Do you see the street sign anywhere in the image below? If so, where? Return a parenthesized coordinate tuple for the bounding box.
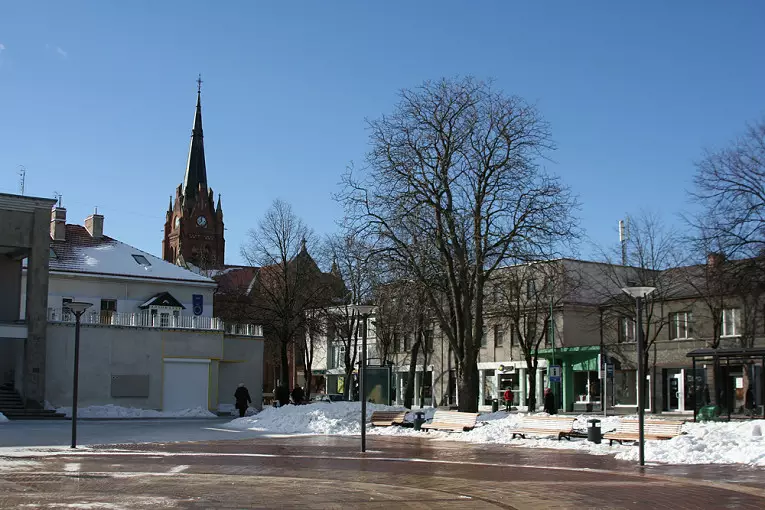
(607, 363, 614, 379)
(549, 365, 561, 383)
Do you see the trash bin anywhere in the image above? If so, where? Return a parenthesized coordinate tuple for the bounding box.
(492, 399, 499, 413)
(413, 411, 426, 431)
(698, 405, 721, 422)
(587, 418, 601, 444)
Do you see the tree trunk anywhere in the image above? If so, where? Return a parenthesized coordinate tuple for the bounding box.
(279, 339, 290, 388)
(303, 364, 312, 401)
(404, 342, 420, 409)
(526, 362, 537, 411)
(344, 369, 354, 400)
(419, 348, 430, 408)
(457, 357, 479, 412)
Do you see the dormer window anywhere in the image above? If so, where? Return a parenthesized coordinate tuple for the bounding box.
(132, 254, 151, 267)
(49, 248, 57, 259)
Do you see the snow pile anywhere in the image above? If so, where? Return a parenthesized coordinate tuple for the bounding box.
(617, 420, 765, 466)
(228, 402, 409, 435)
(0, 412, 8, 423)
(56, 405, 216, 419)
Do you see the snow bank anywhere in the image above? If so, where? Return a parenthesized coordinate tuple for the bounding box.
(228, 402, 411, 435)
(227, 405, 765, 466)
(617, 420, 765, 466)
(56, 405, 216, 419)
(0, 412, 8, 423)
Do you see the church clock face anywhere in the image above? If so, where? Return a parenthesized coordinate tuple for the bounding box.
(174, 217, 180, 228)
(196, 216, 207, 227)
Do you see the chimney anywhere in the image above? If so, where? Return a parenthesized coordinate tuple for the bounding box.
(85, 208, 104, 238)
(50, 206, 67, 241)
(707, 252, 724, 267)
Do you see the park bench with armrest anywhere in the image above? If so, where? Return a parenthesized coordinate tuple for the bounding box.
(511, 416, 576, 440)
(421, 410, 479, 432)
(603, 419, 684, 445)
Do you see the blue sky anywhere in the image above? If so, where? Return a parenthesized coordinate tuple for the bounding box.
(1, 1, 763, 265)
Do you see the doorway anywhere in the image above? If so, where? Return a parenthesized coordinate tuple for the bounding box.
(666, 370, 684, 411)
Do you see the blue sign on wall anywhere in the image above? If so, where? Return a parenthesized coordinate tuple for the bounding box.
(192, 294, 203, 316)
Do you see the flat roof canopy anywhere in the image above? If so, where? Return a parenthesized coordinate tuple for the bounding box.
(686, 347, 765, 359)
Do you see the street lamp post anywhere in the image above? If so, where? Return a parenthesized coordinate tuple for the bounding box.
(621, 286, 655, 466)
(65, 302, 92, 449)
(352, 304, 375, 453)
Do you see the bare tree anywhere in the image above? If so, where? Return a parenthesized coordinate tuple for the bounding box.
(593, 213, 681, 411)
(492, 260, 578, 411)
(339, 77, 578, 412)
(691, 118, 765, 258)
(326, 232, 375, 400)
(241, 199, 330, 389)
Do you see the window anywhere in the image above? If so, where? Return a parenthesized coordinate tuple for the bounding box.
(424, 330, 434, 352)
(669, 312, 692, 340)
(525, 317, 537, 340)
(509, 324, 516, 347)
(721, 308, 740, 337)
(526, 279, 536, 299)
(160, 313, 169, 327)
(49, 248, 57, 259)
(403, 334, 411, 352)
(480, 327, 487, 347)
(132, 254, 151, 266)
(494, 325, 504, 347)
(491, 285, 499, 303)
(544, 318, 552, 346)
(62, 298, 73, 321)
(618, 316, 635, 343)
(100, 299, 117, 323)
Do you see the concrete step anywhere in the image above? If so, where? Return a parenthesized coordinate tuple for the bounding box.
(1, 410, 67, 420)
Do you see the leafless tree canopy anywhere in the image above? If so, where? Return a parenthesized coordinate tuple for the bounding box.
(339, 77, 579, 411)
(241, 199, 331, 388)
(692, 118, 765, 258)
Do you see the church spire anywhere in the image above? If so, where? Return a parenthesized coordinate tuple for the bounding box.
(182, 74, 207, 205)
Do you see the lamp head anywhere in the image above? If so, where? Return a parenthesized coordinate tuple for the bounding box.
(621, 286, 656, 298)
(65, 301, 92, 314)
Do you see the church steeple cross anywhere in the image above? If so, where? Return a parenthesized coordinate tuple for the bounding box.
(197, 73, 203, 93)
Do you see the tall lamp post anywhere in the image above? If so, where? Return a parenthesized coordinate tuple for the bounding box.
(65, 302, 92, 449)
(621, 286, 655, 466)
(352, 304, 375, 453)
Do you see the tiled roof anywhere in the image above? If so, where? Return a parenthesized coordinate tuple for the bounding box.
(45, 225, 215, 284)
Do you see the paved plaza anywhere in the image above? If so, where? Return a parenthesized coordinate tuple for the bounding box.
(2, 430, 765, 509)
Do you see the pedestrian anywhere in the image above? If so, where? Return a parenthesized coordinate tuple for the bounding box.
(543, 387, 556, 415)
(503, 388, 513, 412)
(291, 385, 305, 405)
(234, 383, 252, 418)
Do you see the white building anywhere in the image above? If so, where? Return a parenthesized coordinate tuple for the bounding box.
(2, 207, 265, 414)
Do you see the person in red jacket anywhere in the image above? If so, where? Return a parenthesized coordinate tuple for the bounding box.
(503, 388, 513, 411)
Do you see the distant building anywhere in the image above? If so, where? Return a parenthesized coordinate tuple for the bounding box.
(162, 78, 225, 269)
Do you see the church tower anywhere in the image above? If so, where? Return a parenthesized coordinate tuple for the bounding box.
(162, 76, 225, 268)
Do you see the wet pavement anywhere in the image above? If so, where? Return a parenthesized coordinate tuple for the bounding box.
(1, 435, 764, 508)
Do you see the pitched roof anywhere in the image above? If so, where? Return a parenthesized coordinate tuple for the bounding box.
(139, 292, 186, 309)
(44, 224, 215, 284)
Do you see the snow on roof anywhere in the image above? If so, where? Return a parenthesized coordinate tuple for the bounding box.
(43, 225, 215, 285)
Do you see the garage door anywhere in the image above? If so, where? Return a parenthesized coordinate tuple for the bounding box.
(162, 358, 210, 411)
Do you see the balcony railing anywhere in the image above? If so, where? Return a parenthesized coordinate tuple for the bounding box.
(47, 308, 262, 337)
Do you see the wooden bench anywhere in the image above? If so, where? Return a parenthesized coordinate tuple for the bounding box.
(511, 416, 576, 440)
(603, 419, 684, 445)
(370, 411, 408, 427)
(421, 410, 479, 432)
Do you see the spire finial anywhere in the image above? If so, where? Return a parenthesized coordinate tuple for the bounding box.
(196, 73, 203, 94)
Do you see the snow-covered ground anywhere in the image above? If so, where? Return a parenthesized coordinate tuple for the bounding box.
(227, 403, 765, 467)
(54, 405, 216, 419)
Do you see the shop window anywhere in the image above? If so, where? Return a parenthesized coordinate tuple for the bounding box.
(573, 372, 601, 403)
(614, 370, 637, 406)
(483, 369, 496, 405)
(669, 311, 692, 340)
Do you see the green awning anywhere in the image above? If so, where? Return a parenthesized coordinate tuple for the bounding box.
(537, 346, 600, 371)
(311, 369, 327, 375)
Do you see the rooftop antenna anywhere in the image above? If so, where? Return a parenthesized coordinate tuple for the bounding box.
(53, 191, 62, 208)
(619, 218, 630, 265)
(18, 165, 26, 195)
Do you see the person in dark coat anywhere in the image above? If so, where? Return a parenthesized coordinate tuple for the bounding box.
(291, 386, 305, 405)
(234, 383, 251, 418)
(543, 388, 556, 415)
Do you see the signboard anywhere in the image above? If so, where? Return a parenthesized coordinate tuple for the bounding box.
(599, 364, 615, 380)
(498, 364, 515, 373)
(192, 294, 203, 316)
(549, 365, 561, 383)
(363, 366, 392, 405)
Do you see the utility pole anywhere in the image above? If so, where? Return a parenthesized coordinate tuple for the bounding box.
(18, 165, 26, 195)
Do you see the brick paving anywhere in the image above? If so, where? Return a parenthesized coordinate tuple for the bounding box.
(1, 435, 764, 508)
